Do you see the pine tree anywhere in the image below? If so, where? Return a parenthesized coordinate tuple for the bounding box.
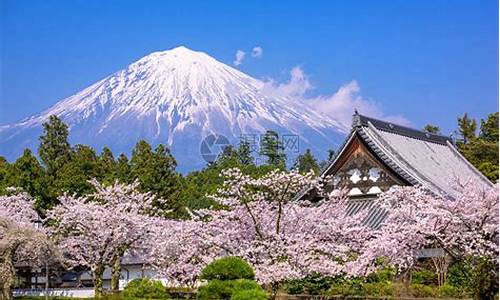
(457, 113, 477, 144)
(115, 153, 131, 183)
(55, 144, 100, 197)
(38, 115, 72, 176)
(130, 141, 181, 216)
(423, 124, 441, 134)
(237, 139, 254, 165)
(98, 147, 116, 184)
(479, 112, 499, 142)
(457, 112, 499, 181)
(259, 130, 286, 168)
(293, 149, 320, 174)
(11, 149, 49, 207)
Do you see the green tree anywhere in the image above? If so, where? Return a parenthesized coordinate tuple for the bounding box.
(457, 112, 499, 181)
(0, 157, 11, 194)
(237, 139, 254, 165)
(54, 144, 100, 197)
(479, 112, 499, 142)
(259, 130, 286, 168)
(11, 149, 49, 208)
(115, 153, 131, 183)
(130, 141, 181, 216)
(293, 149, 320, 174)
(38, 115, 72, 176)
(457, 113, 477, 144)
(98, 147, 116, 185)
(423, 124, 441, 134)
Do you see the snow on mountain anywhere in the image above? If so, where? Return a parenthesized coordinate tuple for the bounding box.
(0, 46, 346, 172)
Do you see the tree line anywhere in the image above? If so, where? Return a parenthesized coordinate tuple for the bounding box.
(0, 112, 497, 216)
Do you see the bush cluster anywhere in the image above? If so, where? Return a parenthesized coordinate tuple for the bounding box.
(197, 256, 267, 300)
(123, 278, 168, 299)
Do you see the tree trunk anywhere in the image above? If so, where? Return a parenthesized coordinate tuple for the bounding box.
(45, 261, 49, 300)
(2, 249, 15, 300)
(93, 265, 105, 298)
(110, 249, 124, 292)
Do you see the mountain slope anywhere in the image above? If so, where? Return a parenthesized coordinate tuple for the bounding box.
(0, 46, 346, 172)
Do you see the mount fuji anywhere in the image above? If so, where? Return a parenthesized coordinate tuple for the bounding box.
(0, 46, 346, 172)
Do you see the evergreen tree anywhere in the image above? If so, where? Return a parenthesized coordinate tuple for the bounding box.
(457, 113, 477, 144)
(11, 149, 47, 203)
(237, 139, 254, 165)
(457, 112, 499, 181)
(130, 141, 181, 216)
(479, 112, 499, 142)
(0, 157, 10, 194)
(98, 147, 116, 184)
(423, 124, 441, 134)
(259, 130, 286, 168)
(293, 149, 320, 174)
(38, 115, 72, 176)
(327, 149, 337, 161)
(115, 153, 131, 183)
(54, 144, 100, 197)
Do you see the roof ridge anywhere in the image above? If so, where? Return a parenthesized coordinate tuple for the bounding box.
(353, 113, 452, 145)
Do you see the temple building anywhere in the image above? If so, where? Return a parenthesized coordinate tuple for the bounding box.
(298, 111, 493, 228)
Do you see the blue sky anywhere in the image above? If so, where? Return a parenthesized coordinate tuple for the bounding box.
(1, 0, 498, 135)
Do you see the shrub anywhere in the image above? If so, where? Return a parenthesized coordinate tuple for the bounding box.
(366, 267, 396, 283)
(197, 279, 264, 300)
(411, 269, 436, 285)
(197, 279, 235, 300)
(448, 259, 473, 291)
(362, 282, 395, 296)
(231, 279, 261, 291)
(410, 283, 435, 298)
(123, 278, 167, 299)
(200, 256, 255, 281)
(284, 273, 339, 295)
(438, 284, 461, 298)
(230, 289, 268, 300)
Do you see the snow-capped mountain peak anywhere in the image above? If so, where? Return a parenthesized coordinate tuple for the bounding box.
(0, 46, 345, 172)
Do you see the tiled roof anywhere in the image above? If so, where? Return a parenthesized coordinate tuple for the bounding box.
(297, 112, 494, 228)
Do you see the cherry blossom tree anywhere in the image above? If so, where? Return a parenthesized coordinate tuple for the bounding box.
(0, 189, 60, 300)
(356, 180, 498, 299)
(48, 180, 161, 296)
(151, 168, 372, 290)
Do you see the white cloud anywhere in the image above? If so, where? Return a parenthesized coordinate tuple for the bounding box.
(233, 50, 246, 66)
(262, 66, 312, 98)
(251, 46, 263, 58)
(261, 66, 409, 129)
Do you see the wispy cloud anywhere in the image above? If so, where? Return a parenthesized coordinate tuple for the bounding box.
(251, 46, 263, 58)
(262, 66, 409, 129)
(233, 50, 246, 66)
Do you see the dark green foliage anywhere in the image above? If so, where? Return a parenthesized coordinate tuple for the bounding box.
(197, 279, 265, 300)
(200, 256, 255, 281)
(259, 130, 286, 168)
(122, 278, 167, 299)
(457, 112, 499, 181)
(411, 269, 436, 285)
(237, 140, 253, 165)
(437, 284, 461, 298)
(479, 112, 499, 142)
(130, 141, 182, 216)
(293, 149, 320, 175)
(448, 259, 473, 291)
(54, 144, 100, 197)
(38, 115, 72, 176)
(197, 279, 235, 300)
(284, 273, 341, 295)
(230, 288, 268, 300)
(410, 283, 435, 298)
(423, 124, 441, 134)
(457, 113, 477, 144)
